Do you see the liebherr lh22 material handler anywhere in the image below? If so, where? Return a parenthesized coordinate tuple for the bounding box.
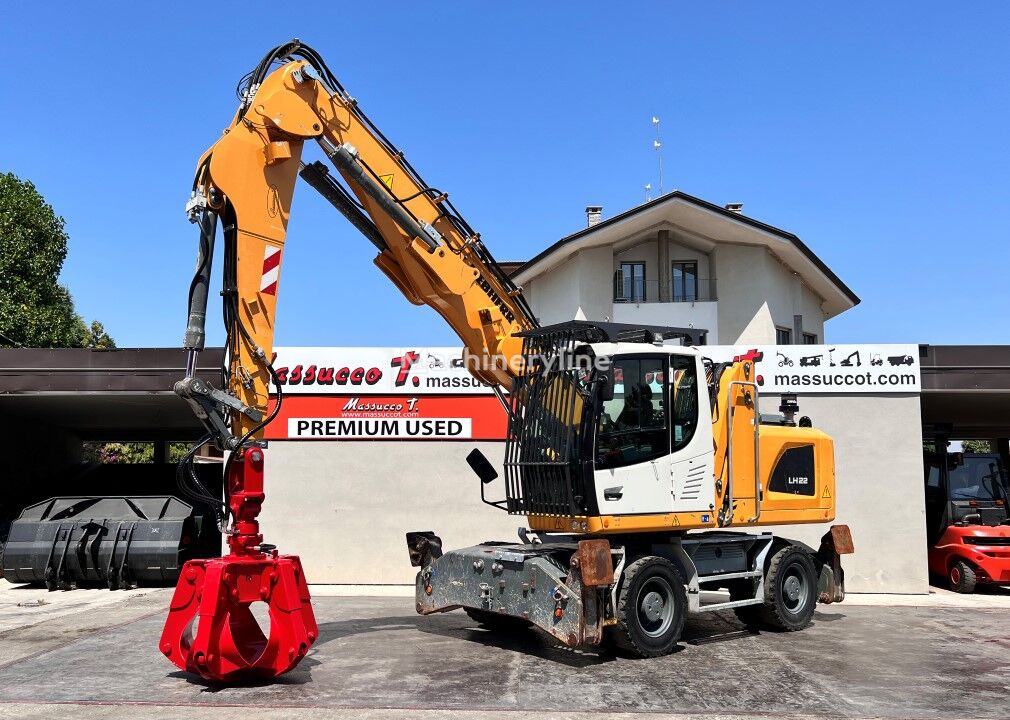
(162, 40, 853, 682)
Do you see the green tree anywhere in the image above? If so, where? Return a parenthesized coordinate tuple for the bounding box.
(81, 442, 191, 464)
(85, 320, 116, 349)
(0, 172, 113, 348)
(960, 439, 993, 454)
(95, 442, 155, 464)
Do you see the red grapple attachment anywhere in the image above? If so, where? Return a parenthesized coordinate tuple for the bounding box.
(159, 448, 318, 682)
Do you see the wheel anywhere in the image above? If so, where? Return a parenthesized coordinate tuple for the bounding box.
(758, 545, 818, 631)
(464, 607, 529, 631)
(949, 560, 977, 594)
(610, 555, 687, 657)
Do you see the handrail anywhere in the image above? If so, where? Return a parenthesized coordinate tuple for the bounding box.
(726, 380, 762, 525)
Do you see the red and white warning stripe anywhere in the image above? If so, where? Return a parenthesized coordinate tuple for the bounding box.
(260, 246, 281, 295)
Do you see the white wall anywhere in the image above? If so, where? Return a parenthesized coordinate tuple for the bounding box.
(261, 441, 519, 585)
(577, 246, 616, 321)
(713, 245, 826, 344)
(525, 258, 580, 325)
(612, 300, 718, 340)
(757, 392, 928, 594)
(524, 247, 613, 325)
(263, 392, 928, 593)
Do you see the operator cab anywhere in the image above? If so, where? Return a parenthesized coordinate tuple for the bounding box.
(589, 342, 713, 518)
(496, 321, 716, 523)
(924, 449, 1009, 544)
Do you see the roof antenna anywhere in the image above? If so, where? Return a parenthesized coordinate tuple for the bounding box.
(652, 116, 664, 195)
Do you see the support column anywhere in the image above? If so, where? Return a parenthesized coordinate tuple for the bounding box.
(658, 229, 670, 302)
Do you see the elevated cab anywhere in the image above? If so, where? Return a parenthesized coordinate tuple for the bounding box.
(524, 342, 836, 534)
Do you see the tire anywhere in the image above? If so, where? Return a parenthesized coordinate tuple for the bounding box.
(464, 607, 529, 631)
(610, 556, 687, 657)
(949, 560, 977, 594)
(756, 545, 818, 631)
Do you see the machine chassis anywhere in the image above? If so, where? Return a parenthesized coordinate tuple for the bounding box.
(408, 526, 850, 656)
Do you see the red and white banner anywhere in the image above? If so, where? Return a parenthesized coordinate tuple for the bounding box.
(265, 341, 920, 442)
(264, 394, 508, 441)
(271, 347, 495, 396)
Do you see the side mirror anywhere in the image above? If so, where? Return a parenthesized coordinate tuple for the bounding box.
(598, 368, 615, 401)
(466, 449, 499, 485)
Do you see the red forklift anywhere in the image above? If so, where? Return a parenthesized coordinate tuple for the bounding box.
(923, 440, 1010, 592)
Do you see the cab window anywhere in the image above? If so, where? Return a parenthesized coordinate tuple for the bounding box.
(596, 357, 668, 470)
(670, 355, 698, 451)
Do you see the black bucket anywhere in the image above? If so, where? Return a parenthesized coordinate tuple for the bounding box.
(2, 496, 216, 590)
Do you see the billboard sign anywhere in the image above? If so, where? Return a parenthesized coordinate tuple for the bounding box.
(266, 343, 920, 441)
(705, 344, 921, 394)
(264, 394, 508, 441)
(272, 347, 495, 395)
(274, 344, 921, 397)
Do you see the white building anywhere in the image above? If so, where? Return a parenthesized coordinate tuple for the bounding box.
(504, 194, 859, 345)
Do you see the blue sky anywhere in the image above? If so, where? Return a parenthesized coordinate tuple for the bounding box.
(3, 3, 1007, 347)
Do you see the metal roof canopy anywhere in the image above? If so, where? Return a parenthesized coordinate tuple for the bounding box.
(920, 345, 1010, 438)
(0, 348, 225, 440)
(518, 320, 707, 346)
(2, 344, 1009, 439)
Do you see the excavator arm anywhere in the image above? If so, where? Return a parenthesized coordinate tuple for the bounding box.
(162, 40, 542, 681)
(178, 40, 535, 449)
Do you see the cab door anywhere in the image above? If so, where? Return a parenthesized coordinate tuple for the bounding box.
(594, 355, 673, 515)
(594, 353, 715, 517)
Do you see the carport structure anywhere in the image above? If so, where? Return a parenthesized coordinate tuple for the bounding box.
(0, 347, 223, 441)
(0, 347, 224, 538)
(920, 344, 1010, 460)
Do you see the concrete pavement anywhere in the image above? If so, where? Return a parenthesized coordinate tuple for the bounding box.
(1, 586, 1009, 719)
(308, 582, 1010, 608)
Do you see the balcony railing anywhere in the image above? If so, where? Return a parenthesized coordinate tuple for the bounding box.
(613, 277, 717, 303)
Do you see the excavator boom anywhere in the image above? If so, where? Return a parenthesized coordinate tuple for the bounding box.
(178, 41, 534, 449)
(164, 40, 538, 683)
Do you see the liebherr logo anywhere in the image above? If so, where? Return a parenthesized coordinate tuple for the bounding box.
(475, 274, 516, 323)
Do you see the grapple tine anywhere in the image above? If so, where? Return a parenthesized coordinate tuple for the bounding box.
(159, 448, 317, 682)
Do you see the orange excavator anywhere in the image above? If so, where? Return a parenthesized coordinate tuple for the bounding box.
(160, 40, 852, 682)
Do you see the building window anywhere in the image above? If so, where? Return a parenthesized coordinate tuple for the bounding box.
(802, 332, 818, 345)
(615, 262, 646, 302)
(672, 261, 698, 302)
(775, 327, 792, 345)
